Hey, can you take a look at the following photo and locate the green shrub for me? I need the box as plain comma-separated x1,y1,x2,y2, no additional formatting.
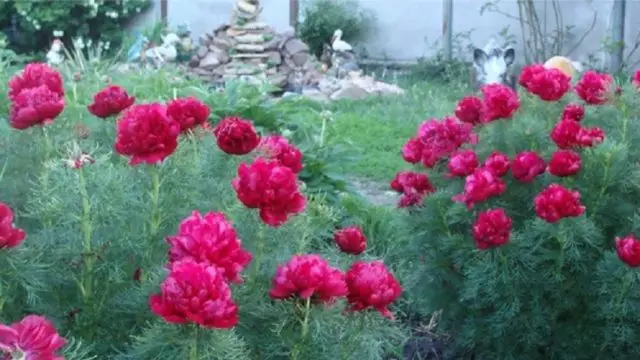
297,0,376,57
395,74,640,358
0,64,408,359
0,0,151,55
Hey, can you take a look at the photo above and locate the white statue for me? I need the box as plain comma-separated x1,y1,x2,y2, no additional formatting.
46,38,65,66
144,33,181,67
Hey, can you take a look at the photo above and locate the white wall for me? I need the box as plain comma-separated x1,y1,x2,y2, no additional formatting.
131,0,640,67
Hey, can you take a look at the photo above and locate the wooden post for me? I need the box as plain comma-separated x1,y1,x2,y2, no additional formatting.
442,0,453,61
160,0,168,26
289,0,299,32
610,0,626,73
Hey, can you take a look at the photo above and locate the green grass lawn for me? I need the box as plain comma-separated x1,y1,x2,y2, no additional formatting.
325,81,470,182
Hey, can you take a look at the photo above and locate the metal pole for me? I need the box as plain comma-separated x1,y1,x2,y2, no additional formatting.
289,0,299,32
610,0,626,73
160,0,168,26
442,0,453,61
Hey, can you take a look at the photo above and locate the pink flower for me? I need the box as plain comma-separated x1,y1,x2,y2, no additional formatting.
446,150,479,178
534,184,586,223
454,96,484,125
166,97,211,133
483,151,510,177
472,208,512,250
0,315,66,360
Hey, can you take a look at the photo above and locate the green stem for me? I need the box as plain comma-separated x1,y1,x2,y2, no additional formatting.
78,169,94,302
191,133,199,167
318,117,327,147
149,165,162,242
41,127,53,228
618,101,629,143
598,271,635,356
251,227,265,283
590,153,612,218
189,325,199,360
291,297,312,360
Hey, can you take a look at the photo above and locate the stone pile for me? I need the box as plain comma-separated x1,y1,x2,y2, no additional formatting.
188,0,322,90
286,71,405,102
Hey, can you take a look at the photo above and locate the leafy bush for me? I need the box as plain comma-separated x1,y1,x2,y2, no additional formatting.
394,68,640,358
0,63,409,359
0,0,150,55
297,0,376,57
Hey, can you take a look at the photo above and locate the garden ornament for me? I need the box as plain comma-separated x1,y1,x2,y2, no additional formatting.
471,38,516,90
331,29,353,53
46,38,65,66
544,55,584,80
127,33,149,63
143,33,181,66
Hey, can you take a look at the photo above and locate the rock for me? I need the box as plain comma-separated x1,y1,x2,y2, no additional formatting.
290,52,309,67
267,51,282,65
199,52,221,69
302,88,330,102
283,39,309,55
197,47,208,58
330,83,368,100
235,34,264,43
231,53,269,59
237,0,257,13
238,22,269,30
268,74,288,87
235,44,264,52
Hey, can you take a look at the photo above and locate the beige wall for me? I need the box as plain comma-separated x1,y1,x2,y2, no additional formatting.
131,0,640,68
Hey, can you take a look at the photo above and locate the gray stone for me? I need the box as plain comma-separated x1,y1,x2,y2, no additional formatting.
199,52,221,69
330,83,368,100
290,52,309,67
283,39,309,55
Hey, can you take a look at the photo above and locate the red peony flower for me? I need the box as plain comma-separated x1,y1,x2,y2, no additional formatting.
574,70,614,105
9,85,65,130
518,64,546,88
213,116,260,155
534,184,585,223
480,83,520,122
524,68,571,101
0,315,66,360
269,254,348,304
511,151,546,183
550,119,605,149
561,103,585,122
454,96,484,125
615,234,640,267
390,171,435,208
402,117,478,168
576,126,605,147
334,226,367,255
0,202,26,250
149,260,238,328
452,167,506,209
633,70,640,89
7,62,64,101
166,96,211,133
472,208,512,250
483,151,510,177
446,150,478,178
166,210,252,284
87,85,135,118
547,150,581,177
345,260,402,319
257,135,303,173
114,103,180,166
232,157,306,227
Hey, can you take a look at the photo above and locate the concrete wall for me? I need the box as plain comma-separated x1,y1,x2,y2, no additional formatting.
131,0,640,68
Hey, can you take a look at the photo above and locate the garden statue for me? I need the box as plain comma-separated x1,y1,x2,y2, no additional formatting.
330,29,353,53
471,38,516,90
175,23,195,62
143,32,180,66
46,38,65,66
328,29,360,79
127,33,149,63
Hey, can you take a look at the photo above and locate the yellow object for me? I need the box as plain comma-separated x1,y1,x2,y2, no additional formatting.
544,56,578,79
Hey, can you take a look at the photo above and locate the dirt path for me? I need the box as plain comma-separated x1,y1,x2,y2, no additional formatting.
349,176,399,207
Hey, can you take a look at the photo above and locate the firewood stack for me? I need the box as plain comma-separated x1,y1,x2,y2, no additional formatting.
188,0,323,90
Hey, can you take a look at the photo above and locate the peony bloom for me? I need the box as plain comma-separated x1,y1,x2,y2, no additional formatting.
0,203,26,250
575,126,605,147
257,135,303,173
547,150,581,177
213,116,260,155
114,103,180,166
390,171,435,208
334,226,367,255
0,315,66,360
166,210,252,284
446,149,478,178
454,96,484,125
232,157,306,227
166,96,211,133
510,151,546,183
480,83,520,122
7,62,64,101
345,260,402,319
452,167,506,209
269,254,348,304
550,119,605,149
561,103,585,122
574,70,614,105
534,184,586,223
472,208,512,250
615,234,640,267
522,67,571,101
87,85,135,118
633,70,640,89
518,64,546,89
9,85,65,130
402,117,477,168
149,260,239,328
483,151,510,177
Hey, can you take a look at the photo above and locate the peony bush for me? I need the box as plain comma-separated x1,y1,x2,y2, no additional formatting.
394,65,640,358
0,63,407,359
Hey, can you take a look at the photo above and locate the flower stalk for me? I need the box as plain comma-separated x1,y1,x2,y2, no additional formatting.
291,297,312,360
189,324,199,360
148,165,162,242
77,168,95,302
251,226,265,284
